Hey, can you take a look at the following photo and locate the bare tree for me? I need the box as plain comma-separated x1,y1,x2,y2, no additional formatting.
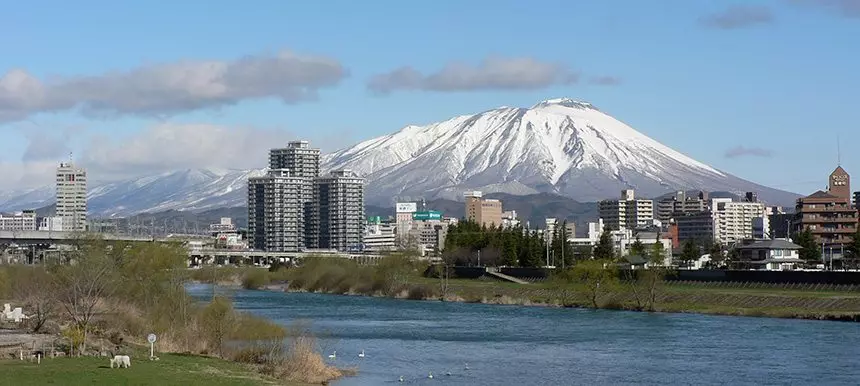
51,238,118,355
14,268,57,333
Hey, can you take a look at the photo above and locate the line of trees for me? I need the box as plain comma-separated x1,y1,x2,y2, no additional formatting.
443,220,599,267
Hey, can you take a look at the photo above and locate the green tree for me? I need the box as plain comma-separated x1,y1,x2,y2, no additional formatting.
845,227,860,269
680,240,699,268
593,229,615,260
645,241,669,311
573,259,617,308
707,241,724,268
629,237,646,257
792,228,822,265
502,231,518,266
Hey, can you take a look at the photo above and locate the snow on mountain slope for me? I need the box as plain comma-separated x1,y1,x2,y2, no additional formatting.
0,98,799,217
323,98,797,205
0,168,265,217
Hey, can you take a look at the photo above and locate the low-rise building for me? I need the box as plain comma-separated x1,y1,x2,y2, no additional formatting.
38,216,64,232
364,218,396,252
734,239,804,271
0,211,37,231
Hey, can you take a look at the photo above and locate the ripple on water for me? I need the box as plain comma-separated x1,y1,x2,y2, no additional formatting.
188,286,860,386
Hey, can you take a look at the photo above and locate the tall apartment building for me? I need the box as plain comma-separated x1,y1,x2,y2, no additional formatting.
853,191,859,208
0,211,37,231
268,141,320,177
310,169,365,251
655,191,708,223
268,141,320,247
599,189,654,231
794,166,858,246
247,169,307,252
711,198,767,245
248,141,365,253
675,197,766,245
676,211,715,245
56,162,87,232
464,191,503,227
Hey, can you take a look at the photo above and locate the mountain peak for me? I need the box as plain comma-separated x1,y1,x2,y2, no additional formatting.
530,98,594,110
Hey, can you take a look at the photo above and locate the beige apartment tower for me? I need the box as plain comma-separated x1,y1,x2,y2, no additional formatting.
465,191,503,228
56,161,87,232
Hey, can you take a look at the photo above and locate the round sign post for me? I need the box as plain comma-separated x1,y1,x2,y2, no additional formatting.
147,333,157,359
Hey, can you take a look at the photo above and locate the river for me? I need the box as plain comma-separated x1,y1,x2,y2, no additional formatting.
188,284,860,385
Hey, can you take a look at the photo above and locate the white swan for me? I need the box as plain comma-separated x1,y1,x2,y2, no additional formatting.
328,351,336,359
428,371,434,379
399,376,404,382
358,349,365,358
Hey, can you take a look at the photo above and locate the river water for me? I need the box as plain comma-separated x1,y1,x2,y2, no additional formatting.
188,284,860,385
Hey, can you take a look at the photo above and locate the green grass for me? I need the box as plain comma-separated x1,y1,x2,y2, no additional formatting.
0,353,283,386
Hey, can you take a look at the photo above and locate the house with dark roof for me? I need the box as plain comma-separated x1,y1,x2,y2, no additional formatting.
735,239,803,271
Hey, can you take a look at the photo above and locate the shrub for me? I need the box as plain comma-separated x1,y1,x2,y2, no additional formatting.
406,285,437,300
242,269,270,290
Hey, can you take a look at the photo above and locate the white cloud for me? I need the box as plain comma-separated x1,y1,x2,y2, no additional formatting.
0,123,305,189
0,50,347,122
368,57,580,94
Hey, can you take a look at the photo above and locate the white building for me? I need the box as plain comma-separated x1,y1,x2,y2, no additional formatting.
395,202,417,241
569,218,672,265
38,216,64,231
599,189,653,231
56,162,87,232
736,239,803,271
364,219,396,252
0,211,37,231
310,169,365,252
501,210,520,228
711,198,767,245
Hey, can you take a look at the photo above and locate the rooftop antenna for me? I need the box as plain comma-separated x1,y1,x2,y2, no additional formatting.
837,134,842,167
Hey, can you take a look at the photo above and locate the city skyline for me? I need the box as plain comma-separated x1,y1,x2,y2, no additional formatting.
1,0,859,193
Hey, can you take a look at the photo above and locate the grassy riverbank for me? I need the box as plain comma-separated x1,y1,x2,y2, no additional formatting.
238,256,860,322
0,352,286,386
426,278,860,321
0,240,347,385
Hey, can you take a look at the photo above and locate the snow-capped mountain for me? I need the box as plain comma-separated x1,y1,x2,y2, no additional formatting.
0,98,799,217
0,168,265,217
323,98,798,205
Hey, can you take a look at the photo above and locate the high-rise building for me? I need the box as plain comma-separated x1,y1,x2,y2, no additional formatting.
599,189,653,231
655,191,708,223
853,191,859,209
268,141,320,246
711,198,767,244
268,141,320,177
310,169,365,251
464,191,503,227
56,162,87,232
247,169,307,252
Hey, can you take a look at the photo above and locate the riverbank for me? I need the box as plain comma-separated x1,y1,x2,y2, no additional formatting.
273,275,860,322
193,258,860,322
0,351,296,386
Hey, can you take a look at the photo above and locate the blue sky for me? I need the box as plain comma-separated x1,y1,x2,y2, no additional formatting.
0,0,858,193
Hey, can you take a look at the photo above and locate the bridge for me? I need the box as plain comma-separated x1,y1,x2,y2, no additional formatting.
188,248,384,266
0,230,156,244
